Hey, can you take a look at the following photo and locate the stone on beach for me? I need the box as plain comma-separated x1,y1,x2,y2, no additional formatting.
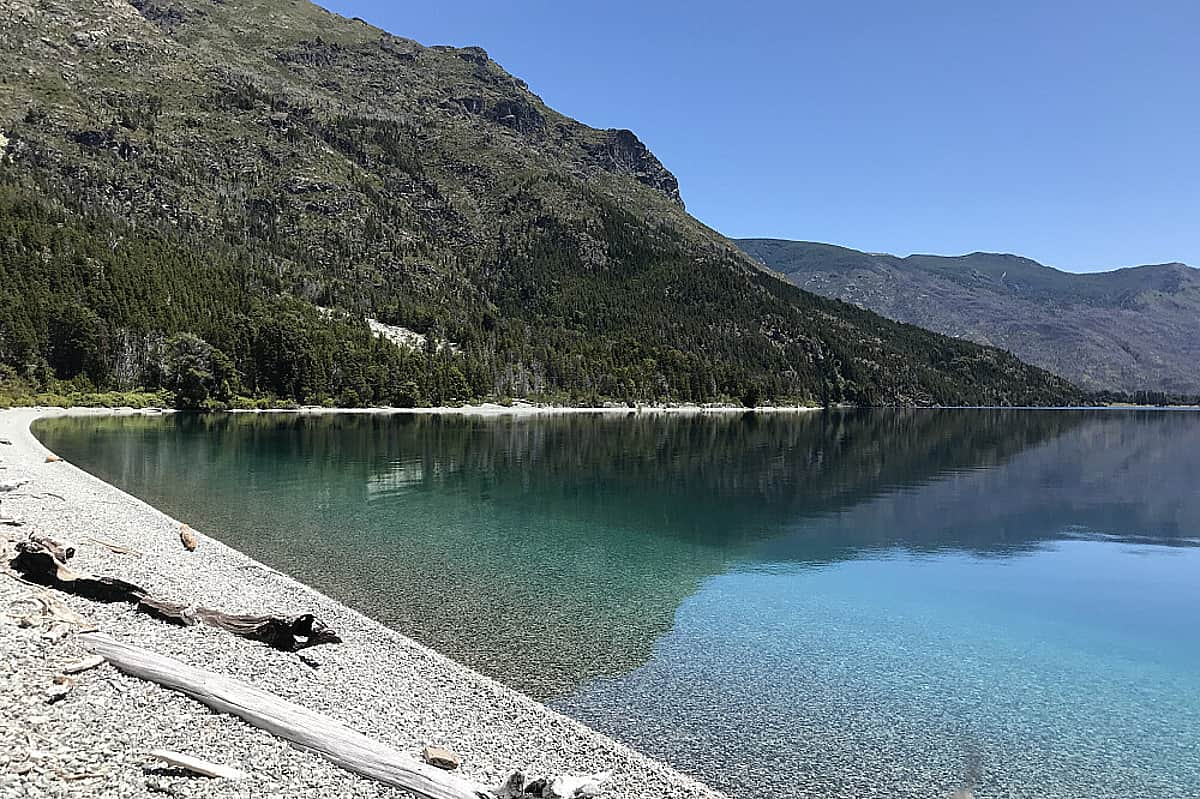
421,745,461,770
179,523,199,551
45,680,73,704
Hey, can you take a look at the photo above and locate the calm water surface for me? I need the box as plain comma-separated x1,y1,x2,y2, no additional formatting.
35,409,1200,798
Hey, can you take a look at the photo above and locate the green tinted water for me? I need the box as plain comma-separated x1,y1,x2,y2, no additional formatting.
35,409,1200,798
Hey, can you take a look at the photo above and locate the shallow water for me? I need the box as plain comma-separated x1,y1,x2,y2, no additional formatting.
35,409,1200,798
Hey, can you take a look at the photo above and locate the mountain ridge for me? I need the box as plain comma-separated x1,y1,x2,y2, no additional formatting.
0,0,1077,408
739,238,1200,394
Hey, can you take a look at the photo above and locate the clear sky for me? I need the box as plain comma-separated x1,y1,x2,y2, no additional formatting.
317,1,1198,273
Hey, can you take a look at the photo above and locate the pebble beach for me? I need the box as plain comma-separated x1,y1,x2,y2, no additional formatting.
0,407,727,799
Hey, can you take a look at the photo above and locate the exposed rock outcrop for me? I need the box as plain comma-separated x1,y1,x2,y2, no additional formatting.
587,129,684,208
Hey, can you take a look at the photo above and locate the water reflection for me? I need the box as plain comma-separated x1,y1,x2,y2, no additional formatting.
34,409,1200,698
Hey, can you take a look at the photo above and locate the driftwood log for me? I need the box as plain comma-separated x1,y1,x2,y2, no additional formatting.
149,749,249,780
138,598,340,651
11,535,339,651
80,632,490,799
12,536,145,603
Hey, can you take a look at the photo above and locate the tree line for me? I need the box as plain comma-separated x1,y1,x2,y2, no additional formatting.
0,160,1077,410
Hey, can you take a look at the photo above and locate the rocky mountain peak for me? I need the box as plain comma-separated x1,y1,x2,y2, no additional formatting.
586,129,684,208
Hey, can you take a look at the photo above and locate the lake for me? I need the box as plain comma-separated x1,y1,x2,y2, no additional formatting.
35,409,1200,798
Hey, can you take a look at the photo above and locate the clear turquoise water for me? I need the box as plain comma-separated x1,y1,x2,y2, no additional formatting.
34,409,1200,798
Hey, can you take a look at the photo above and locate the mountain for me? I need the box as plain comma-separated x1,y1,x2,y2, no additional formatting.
0,0,1078,408
739,240,1200,395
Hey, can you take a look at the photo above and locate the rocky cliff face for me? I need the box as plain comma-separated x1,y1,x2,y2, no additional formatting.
586,129,684,208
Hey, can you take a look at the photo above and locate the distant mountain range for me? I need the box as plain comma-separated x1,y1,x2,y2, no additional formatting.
738,240,1200,395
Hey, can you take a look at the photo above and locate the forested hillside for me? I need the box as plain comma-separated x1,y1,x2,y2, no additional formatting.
0,0,1079,408
739,239,1200,395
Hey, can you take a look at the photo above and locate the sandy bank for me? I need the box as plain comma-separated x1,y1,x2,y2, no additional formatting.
0,407,727,799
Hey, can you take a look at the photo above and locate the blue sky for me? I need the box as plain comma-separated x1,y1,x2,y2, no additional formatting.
317,2,1198,273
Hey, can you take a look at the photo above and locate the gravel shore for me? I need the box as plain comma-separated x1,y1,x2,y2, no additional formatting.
0,407,727,799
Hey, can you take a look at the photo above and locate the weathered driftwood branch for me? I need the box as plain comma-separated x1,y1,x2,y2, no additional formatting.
33,533,76,562
84,536,142,557
138,598,340,651
11,535,339,651
13,536,147,603
62,654,105,674
1,579,94,630
149,749,249,780
80,632,490,799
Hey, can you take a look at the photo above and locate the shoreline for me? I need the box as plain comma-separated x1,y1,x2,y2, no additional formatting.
0,407,727,799
10,401,1199,420
235,402,825,415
